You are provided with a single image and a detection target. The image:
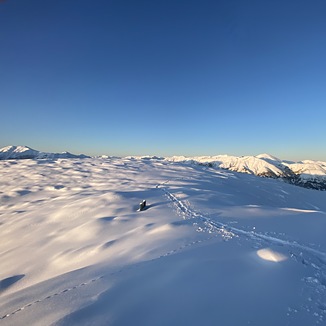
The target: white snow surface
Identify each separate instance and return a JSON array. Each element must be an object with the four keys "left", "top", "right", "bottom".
[{"left": 1, "top": 157, "right": 326, "bottom": 325}]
